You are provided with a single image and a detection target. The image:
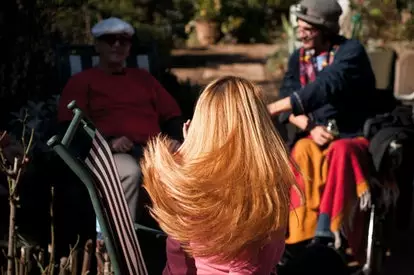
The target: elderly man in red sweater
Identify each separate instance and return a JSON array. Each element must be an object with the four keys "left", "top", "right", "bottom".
[{"left": 57, "top": 17, "right": 184, "bottom": 223}]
